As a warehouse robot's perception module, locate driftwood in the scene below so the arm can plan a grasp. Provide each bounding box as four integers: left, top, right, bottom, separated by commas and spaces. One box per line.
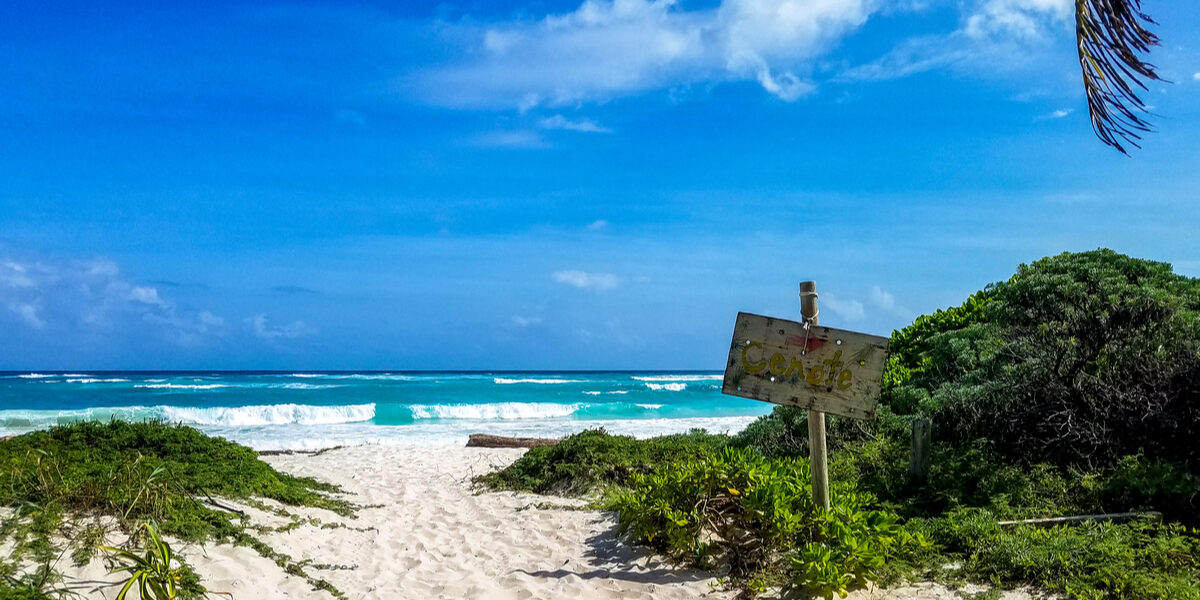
466, 434, 558, 448
998, 511, 1161, 527
258, 446, 343, 457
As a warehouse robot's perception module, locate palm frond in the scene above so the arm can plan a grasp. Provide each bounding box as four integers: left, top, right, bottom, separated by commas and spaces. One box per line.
1075, 0, 1163, 154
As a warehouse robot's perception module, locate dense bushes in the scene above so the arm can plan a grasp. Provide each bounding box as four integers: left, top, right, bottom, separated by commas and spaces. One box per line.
886, 249, 1200, 469
477, 428, 726, 494
911, 510, 1200, 600
612, 447, 930, 598
481, 249, 1200, 599
0, 420, 351, 540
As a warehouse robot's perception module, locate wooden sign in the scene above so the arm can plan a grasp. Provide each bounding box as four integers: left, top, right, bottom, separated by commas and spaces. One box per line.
722, 312, 889, 420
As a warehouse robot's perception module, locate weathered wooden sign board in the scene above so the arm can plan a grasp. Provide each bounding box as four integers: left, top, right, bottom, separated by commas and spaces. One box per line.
722, 312, 889, 420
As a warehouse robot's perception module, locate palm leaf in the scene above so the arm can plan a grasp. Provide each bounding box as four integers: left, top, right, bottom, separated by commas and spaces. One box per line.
1075, 0, 1164, 154
114, 575, 138, 600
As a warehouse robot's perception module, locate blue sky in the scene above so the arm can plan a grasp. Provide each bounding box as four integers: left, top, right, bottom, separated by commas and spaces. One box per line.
1, 0, 1198, 370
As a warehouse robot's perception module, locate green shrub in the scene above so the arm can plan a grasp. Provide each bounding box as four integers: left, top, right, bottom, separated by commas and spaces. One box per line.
612, 447, 930, 598
887, 250, 1200, 469
0, 421, 351, 540
477, 428, 726, 495
101, 520, 206, 600
912, 510, 1200, 600
0, 421, 353, 599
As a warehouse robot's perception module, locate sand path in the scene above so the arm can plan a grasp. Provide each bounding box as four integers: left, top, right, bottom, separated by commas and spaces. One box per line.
55, 445, 1035, 600
197, 446, 729, 600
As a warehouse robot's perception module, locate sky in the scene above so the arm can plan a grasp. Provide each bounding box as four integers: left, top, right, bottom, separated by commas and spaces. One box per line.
1, 0, 1198, 370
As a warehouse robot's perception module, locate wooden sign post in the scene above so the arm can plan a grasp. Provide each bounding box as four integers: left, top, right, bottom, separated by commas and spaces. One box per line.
721, 282, 889, 510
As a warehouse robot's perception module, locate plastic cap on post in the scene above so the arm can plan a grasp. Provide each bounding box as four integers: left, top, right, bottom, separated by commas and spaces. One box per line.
799, 281, 819, 324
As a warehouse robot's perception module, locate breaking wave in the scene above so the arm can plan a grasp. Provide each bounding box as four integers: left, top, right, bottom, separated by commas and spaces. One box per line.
0, 403, 377, 431
136, 383, 229, 390
409, 402, 581, 420
160, 403, 376, 426
493, 378, 585, 385
632, 375, 722, 382
644, 382, 688, 392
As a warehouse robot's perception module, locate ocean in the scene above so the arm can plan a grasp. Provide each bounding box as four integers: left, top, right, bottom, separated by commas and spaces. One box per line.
0, 371, 772, 450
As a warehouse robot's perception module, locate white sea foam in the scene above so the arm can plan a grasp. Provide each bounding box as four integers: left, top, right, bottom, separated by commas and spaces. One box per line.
277, 383, 339, 390
160, 403, 376, 426
409, 402, 580, 420
493, 378, 584, 385
18, 374, 55, 379
194, 415, 766, 450
644, 382, 688, 392
0, 407, 155, 428
632, 375, 722, 382
0, 403, 376, 432
327, 374, 420, 381
136, 383, 229, 390
65, 378, 130, 384
636, 404, 664, 409
290, 373, 326, 378
582, 390, 630, 396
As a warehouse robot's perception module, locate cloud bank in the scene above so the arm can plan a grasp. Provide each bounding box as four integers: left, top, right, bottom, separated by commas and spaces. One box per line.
0, 255, 225, 345
414, 0, 1074, 111
1, 251, 314, 350
418, 0, 877, 109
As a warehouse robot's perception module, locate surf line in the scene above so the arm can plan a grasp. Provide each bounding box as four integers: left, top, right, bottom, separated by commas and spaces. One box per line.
740, 341, 854, 390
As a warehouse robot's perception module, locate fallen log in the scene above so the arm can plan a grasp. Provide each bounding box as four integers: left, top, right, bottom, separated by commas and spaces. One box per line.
998, 511, 1161, 527
466, 433, 558, 448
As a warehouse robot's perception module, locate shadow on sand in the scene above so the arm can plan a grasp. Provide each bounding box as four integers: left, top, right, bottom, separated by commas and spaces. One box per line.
513, 515, 718, 586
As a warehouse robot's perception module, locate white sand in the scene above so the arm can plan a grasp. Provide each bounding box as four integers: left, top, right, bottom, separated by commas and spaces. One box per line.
50, 446, 1034, 600
61, 446, 731, 600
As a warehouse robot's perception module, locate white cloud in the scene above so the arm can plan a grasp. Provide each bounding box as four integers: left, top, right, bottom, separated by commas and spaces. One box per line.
0, 252, 225, 345
247, 314, 316, 340
552, 269, 619, 290
870, 286, 895, 311
419, 0, 877, 109
1193, 72, 1200, 81
539, 114, 613, 133
841, 0, 1070, 82
1034, 108, 1072, 120
470, 130, 549, 148
821, 292, 866, 322
198, 311, 225, 327
869, 285, 910, 316
8, 302, 45, 329
964, 0, 1071, 40
0, 261, 35, 289
130, 286, 169, 308
586, 219, 610, 231
511, 315, 544, 327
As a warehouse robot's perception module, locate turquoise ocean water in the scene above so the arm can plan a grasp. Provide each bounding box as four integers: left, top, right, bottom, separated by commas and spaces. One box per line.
0, 372, 771, 450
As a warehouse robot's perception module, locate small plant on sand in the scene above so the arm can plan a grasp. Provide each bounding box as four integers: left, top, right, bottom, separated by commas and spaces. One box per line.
100, 520, 207, 600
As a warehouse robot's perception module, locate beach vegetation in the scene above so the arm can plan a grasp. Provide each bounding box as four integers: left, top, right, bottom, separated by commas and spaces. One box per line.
612, 446, 931, 599
482, 249, 1200, 599
0, 421, 355, 599
100, 519, 206, 600
477, 427, 726, 495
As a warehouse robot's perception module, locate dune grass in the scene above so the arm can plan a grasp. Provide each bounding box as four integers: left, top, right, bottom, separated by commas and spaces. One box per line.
0, 421, 357, 599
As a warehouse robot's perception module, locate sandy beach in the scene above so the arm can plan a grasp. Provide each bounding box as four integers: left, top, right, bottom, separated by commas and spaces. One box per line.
43, 445, 1041, 600
59, 445, 729, 600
